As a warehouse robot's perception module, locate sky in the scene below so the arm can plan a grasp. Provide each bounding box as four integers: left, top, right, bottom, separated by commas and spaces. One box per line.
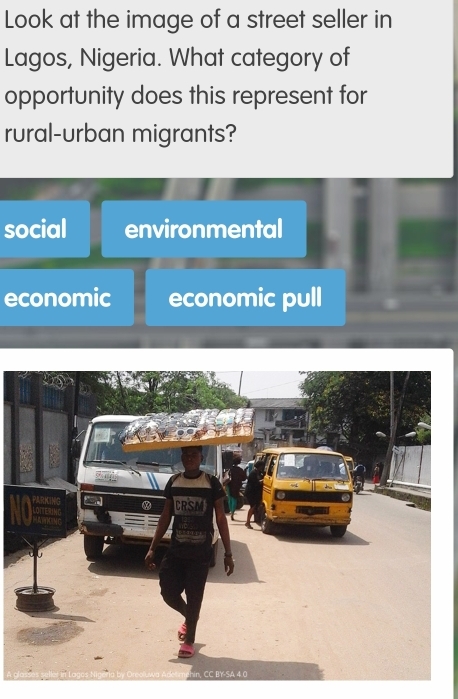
214, 371, 303, 399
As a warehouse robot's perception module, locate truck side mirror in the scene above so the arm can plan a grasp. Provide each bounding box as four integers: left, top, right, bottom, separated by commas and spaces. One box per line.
71, 440, 82, 459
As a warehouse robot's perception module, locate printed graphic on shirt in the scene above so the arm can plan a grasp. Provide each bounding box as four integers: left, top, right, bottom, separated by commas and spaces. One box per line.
164, 471, 224, 553
175, 520, 208, 546
173, 495, 207, 515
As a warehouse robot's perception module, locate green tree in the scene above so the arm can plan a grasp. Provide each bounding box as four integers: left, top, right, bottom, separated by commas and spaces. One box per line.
416, 414, 432, 445
299, 371, 431, 463
78, 371, 246, 415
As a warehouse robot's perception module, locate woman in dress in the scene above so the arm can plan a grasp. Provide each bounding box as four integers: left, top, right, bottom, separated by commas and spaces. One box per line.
373, 462, 381, 485
245, 459, 265, 529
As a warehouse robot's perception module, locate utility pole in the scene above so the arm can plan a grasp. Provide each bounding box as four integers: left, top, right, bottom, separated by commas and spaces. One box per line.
381, 371, 396, 486
238, 371, 243, 396
380, 371, 411, 486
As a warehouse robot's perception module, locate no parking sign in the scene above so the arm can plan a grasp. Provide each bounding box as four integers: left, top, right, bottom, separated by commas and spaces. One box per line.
4, 485, 67, 538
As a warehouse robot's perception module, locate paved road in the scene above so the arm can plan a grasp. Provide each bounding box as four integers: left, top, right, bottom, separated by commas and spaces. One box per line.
4, 490, 430, 682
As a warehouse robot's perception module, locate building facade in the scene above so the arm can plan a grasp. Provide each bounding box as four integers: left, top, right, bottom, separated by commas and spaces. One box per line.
248, 398, 308, 451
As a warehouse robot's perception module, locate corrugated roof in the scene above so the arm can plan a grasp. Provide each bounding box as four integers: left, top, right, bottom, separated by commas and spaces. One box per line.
248, 398, 305, 409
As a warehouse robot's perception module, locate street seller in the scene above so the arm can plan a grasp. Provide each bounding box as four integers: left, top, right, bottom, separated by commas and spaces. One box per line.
145, 445, 234, 659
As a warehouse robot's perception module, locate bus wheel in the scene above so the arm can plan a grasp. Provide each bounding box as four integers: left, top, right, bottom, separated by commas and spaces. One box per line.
84, 535, 104, 559
330, 525, 347, 538
261, 510, 276, 535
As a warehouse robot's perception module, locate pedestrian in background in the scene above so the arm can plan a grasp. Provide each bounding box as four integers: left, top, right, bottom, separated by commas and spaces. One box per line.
245, 458, 265, 529
373, 462, 381, 485
354, 461, 366, 489
225, 454, 246, 521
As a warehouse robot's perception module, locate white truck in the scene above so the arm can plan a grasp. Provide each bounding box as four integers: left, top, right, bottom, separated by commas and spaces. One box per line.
75, 415, 224, 564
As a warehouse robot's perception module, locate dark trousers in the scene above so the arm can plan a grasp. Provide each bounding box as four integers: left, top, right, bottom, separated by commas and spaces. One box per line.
159, 551, 210, 644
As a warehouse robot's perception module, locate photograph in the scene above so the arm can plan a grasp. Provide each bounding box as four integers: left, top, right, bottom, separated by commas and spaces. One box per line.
2, 351, 449, 696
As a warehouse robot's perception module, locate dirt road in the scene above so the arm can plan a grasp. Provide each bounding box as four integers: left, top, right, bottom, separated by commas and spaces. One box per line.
4, 494, 431, 683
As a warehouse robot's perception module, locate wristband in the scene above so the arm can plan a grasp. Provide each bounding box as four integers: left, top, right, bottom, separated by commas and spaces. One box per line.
224, 552, 233, 557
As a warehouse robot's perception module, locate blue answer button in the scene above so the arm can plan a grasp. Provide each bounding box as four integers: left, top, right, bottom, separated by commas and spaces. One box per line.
0, 269, 134, 326
145, 269, 345, 326
102, 200, 306, 258
0, 201, 90, 258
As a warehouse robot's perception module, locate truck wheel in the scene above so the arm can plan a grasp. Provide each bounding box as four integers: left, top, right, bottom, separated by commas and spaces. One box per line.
84, 535, 104, 559
261, 510, 276, 535
330, 525, 347, 538
209, 539, 218, 568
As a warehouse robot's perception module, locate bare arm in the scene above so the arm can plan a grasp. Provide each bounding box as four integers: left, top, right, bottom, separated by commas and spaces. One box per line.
145, 499, 173, 569
215, 497, 234, 576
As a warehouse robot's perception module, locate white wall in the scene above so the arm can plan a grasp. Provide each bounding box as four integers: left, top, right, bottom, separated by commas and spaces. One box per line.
390, 445, 431, 487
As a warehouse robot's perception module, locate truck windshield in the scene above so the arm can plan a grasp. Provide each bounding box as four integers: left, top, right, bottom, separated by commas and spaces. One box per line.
276, 453, 349, 480
84, 421, 218, 475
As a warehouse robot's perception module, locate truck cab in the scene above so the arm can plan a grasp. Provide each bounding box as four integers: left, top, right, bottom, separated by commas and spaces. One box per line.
76, 415, 223, 562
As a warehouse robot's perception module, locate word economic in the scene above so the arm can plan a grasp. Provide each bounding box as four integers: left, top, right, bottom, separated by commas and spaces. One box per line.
4, 288, 111, 308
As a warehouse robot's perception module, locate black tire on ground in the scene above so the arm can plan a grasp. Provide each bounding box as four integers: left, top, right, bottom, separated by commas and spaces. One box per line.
261, 510, 276, 535
84, 534, 104, 559
209, 539, 218, 568
330, 525, 347, 538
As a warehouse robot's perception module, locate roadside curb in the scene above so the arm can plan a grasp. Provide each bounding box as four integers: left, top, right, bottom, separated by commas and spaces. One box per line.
373, 486, 431, 511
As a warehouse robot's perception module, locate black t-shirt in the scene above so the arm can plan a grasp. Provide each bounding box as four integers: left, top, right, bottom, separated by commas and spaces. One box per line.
164, 471, 225, 558
245, 469, 263, 498
227, 464, 246, 497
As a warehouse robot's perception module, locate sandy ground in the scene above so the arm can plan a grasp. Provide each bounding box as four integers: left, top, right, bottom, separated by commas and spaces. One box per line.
4, 495, 431, 686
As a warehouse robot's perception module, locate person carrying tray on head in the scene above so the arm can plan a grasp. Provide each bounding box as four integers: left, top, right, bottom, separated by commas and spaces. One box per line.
145, 445, 234, 659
